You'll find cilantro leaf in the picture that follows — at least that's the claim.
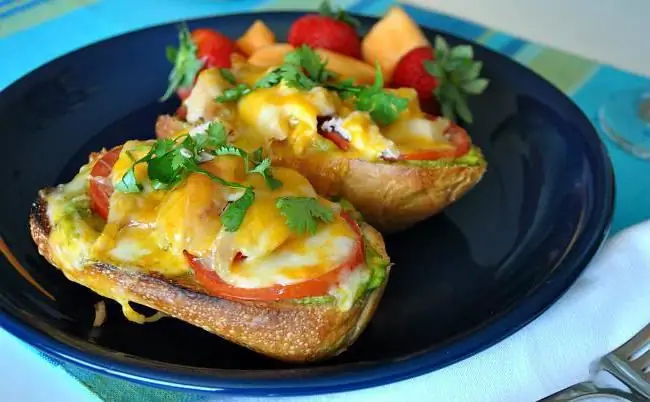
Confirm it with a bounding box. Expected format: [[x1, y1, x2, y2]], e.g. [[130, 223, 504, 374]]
[[254, 69, 284, 89], [216, 83, 251, 103], [205, 121, 228, 148], [286, 45, 334, 83], [253, 46, 333, 91], [221, 188, 255, 232], [161, 23, 204, 101], [355, 65, 409, 125], [276, 196, 334, 235], [250, 157, 283, 190], [213, 144, 250, 169], [114, 167, 142, 193], [148, 150, 188, 190], [219, 68, 237, 85]]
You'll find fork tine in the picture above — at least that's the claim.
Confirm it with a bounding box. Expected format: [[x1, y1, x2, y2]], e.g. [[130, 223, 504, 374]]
[[615, 323, 650, 359], [631, 348, 650, 373]]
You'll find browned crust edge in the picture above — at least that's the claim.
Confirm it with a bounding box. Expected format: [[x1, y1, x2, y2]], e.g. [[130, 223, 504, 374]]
[[29, 191, 390, 363]]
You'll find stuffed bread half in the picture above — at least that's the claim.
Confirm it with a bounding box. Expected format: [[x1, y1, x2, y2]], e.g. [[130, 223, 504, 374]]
[[29, 122, 391, 362]]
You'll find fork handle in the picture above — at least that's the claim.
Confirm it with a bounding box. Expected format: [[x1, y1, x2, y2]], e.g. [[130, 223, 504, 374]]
[[538, 380, 645, 401]]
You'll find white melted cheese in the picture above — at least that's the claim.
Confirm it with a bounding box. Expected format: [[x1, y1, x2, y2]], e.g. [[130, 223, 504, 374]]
[[224, 221, 357, 288]]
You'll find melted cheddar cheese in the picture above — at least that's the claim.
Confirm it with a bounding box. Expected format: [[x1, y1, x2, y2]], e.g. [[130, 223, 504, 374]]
[[46, 140, 365, 298], [183, 66, 458, 162]]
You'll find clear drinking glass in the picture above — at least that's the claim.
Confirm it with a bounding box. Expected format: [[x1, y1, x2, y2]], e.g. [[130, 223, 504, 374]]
[[598, 88, 650, 159]]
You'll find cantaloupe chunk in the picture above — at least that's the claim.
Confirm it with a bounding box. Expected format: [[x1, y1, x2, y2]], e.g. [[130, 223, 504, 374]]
[[248, 43, 294, 67], [361, 6, 430, 82], [236, 20, 276, 56], [315, 49, 376, 84]]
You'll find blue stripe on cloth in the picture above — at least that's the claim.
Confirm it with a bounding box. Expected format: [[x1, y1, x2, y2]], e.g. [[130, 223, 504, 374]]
[[400, 4, 487, 40], [500, 37, 526, 56], [0, 0, 48, 18], [0, 0, 18, 7], [347, 0, 394, 15], [483, 32, 513, 50]]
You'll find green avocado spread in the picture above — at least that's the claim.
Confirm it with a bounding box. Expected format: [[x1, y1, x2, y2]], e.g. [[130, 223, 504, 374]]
[[403, 145, 485, 168]]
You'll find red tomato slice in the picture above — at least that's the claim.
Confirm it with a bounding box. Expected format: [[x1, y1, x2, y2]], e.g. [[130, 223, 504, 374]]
[[320, 131, 350, 151], [190, 28, 236, 69], [89, 147, 121, 220], [399, 118, 471, 161], [185, 214, 365, 301]]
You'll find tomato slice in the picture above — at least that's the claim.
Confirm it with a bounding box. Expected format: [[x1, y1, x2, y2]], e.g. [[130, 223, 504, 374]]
[[190, 28, 236, 69], [398, 118, 471, 161], [185, 214, 364, 301], [89, 147, 122, 220]]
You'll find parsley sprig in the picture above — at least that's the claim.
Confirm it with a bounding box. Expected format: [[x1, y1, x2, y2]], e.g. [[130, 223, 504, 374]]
[[276, 196, 334, 235], [114, 122, 282, 231]]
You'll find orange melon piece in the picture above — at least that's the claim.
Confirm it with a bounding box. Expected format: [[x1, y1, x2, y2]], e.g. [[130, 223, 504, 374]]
[[315, 49, 375, 85], [361, 6, 430, 82], [248, 43, 294, 68], [236, 20, 276, 56]]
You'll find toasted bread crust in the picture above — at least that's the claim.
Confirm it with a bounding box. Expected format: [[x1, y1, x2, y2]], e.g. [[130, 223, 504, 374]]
[[29, 191, 389, 362]]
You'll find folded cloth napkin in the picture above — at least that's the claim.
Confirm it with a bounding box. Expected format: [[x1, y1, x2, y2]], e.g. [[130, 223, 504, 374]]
[[222, 220, 650, 402]]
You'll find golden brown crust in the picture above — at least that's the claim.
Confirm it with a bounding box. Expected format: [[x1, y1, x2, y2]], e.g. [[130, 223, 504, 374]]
[[155, 114, 487, 233], [271, 146, 487, 234], [29, 192, 389, 363]]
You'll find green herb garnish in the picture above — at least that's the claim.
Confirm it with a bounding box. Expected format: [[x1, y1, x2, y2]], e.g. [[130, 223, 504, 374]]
[[161, 23, 203, 101], [275, 196, 334, 235], [219, 68, 237, 85], [250, 46, 409, 125], [114, 121, 284, 230]]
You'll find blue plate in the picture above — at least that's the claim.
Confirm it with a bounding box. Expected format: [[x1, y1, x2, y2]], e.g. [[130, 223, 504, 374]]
[[0, 12, 614, 396]]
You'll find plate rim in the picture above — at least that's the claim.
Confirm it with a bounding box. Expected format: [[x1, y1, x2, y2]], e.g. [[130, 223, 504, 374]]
[[0, 10, 616, 396]]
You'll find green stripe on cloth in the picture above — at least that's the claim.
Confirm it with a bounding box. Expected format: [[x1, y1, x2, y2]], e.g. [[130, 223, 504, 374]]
[[524, 48, 599, 94], [0, 0, 95, 38]]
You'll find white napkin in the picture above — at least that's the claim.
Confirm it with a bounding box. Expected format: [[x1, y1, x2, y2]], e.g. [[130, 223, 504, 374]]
[[221, 220, 650, 402]]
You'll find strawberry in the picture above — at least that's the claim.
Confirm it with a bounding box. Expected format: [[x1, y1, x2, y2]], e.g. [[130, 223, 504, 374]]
[[191, 28, 237, 69], [161, 24, 237, 101], [391, 36, 489, 124], [288, 0, 361, 59]]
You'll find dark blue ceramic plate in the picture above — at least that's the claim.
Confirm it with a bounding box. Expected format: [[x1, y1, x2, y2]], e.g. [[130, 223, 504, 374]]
[[0, 12, 614, 396]]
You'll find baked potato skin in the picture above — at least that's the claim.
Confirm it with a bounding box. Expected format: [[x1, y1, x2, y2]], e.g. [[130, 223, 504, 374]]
[[155, 114, 487, 233], [29, 190, 390, 363]]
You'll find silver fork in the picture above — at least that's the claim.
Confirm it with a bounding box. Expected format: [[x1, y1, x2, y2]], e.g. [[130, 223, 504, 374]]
[[540, 323, 650, 401]]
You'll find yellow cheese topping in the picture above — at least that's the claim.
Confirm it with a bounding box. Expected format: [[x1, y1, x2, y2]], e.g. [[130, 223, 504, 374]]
[[184, 66, 458, 162], [46, 141, 362, 290]]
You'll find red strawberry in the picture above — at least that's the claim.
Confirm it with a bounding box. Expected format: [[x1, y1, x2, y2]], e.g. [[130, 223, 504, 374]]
[[191, 28, 237, 69], [392, 46, 438, 100], [391, 36, 489, 124], [288, 1, 362, 58]]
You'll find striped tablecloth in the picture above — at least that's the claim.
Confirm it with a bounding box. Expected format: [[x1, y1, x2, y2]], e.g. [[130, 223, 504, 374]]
[[2, 0, 650, 401]]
